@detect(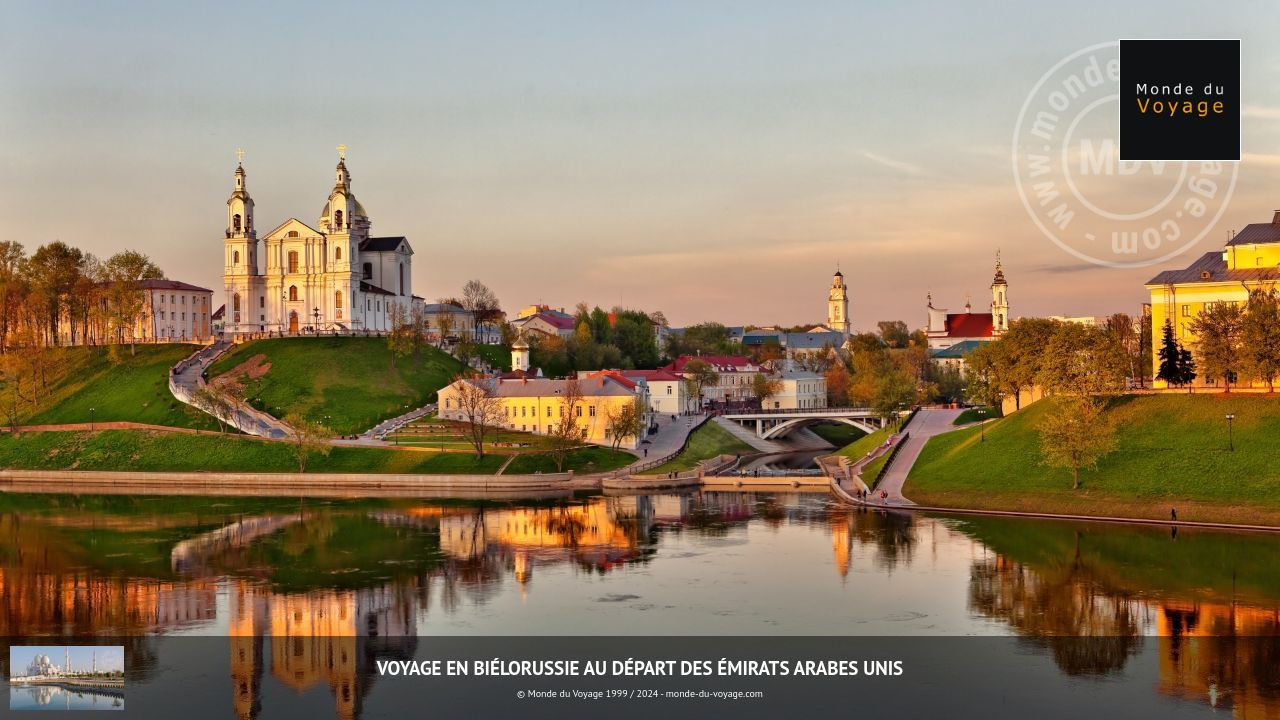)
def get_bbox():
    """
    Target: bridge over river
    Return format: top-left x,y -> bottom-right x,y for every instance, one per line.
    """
720,406 -> 885,439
